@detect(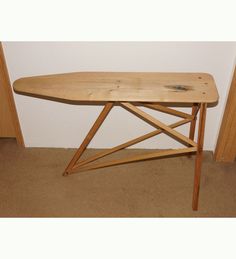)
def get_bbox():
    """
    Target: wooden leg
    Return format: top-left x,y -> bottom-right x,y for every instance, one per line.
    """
63,102 -> 114,175
192,103 -> 207,211
188,103 -> 199,157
